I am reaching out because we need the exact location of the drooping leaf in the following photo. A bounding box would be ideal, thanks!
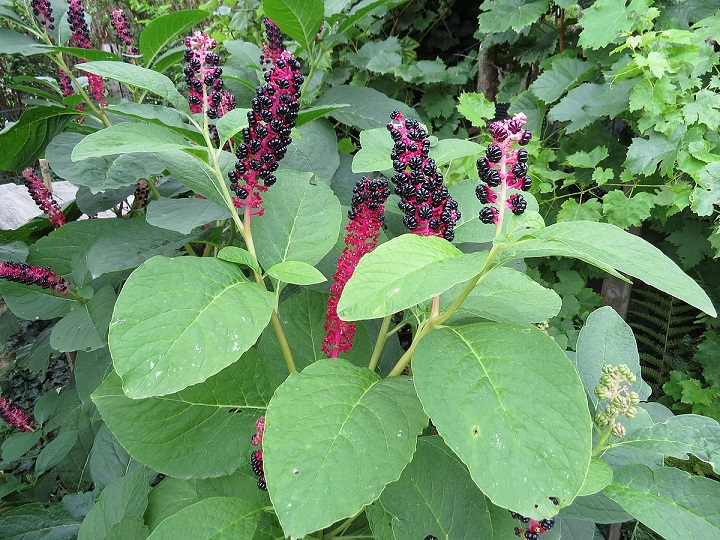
[71,123,188,162]
[93,350,278,478]
[499,221,716,316]
[413,322,592,518]
[35,430,78,476]
[603,465,720,539]
[252,171,342,269]
[0,503,81,539]
[157,149,235,209]
[0,27,49,55]
[217,247,262,274]
[263,0,324,52]
[145,198,230,234]
[109,256,275,398]
[337,234,488,321]
[379,437,493,539]
[263,359,427,538]
[315,85,418,130]
[139,9,210,67]
[531,57,594,103]
[50,285,116,353]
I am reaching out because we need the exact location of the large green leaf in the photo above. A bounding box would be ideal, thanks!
[89,425,142,490]
[315,85,418,130]
[71,123,188,161]
[280,119,340,182]
[0,503,81,539]
[263,0,324,53]
[606,414,720,472]
[337,234,488,321]
[78,62,189,113]
[575,307,651,406]
[146,498,265,540]
[157,149,234,209]
[577,0,634,49]
[351,128,393,174]
[35,430,78,476]
[500,221,716,316]
[530,57,595,104]
[93,350,278,478]
[0,27,49,55]
[139,9,210,67]
[0,281,77,320]
[109,256,274,398]
[263,359,427,538]
[413,323,592,518]
[252,171,342,269]
[50,285,116,353]
[0,106,75,171]
[478,0,548,33]
[603,465,720,539]
[560,493,633,524]
[146,198,230,234]
[78,467,150,540]
[379,437,493,539]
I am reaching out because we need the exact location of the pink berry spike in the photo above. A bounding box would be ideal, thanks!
[67,0,106,102]
[0,261,70,296]
[22,167,66,229]
[111,8,139,58]
[0,397,34,432]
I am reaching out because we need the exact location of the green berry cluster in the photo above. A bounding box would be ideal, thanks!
[594,364,640,438]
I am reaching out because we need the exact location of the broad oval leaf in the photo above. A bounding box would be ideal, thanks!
[217,247,262,274]
[263,0,324,53]
[0,503,80,540]
[338,234,488,321]
[146,497,265,540]
[78,62,189,112]
[71,123,187,162]
[109,256,274,398]
[93,350,278,478]
[578,458,614,497]
[603,465,720,539]
[0,281,77,320]
[263,359,427,538]
[139,9,210,67]
[35,430,78,476]
[252,171,342,269]
[315,85,418,130]
[379,437,493,539]
[146,198,230,234]
[501,221,716,316]
[413,323,592,518]
[266,260,326,285]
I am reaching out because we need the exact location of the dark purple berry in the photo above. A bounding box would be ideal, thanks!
[479,206,496,224]
[508,193,527,215]
[486,145,502,163]
[517,149,529,163]
[485,169,501,187]
[521,176,532,191]
[475,184,489,204]
[519,130,532,145]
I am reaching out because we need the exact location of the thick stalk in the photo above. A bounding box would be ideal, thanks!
[368,315,392,372]
[591,425,613,456]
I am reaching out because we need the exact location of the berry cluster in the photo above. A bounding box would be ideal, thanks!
[475,112,532,225]
[110,9,139,57]
[67,0,105,102]
[183,32,235,120]
[510,498,558,540]
[22,168,66,229]
[260,18,284,70]
[0,261,70,296]
[387,111,460,241]
[58,71,75,97]
[131,180,149,212]
[228,41,302,215]
[594,363,640,438]
[30,0,55,30]
[250,416,267,491]
[323,177,390,358]
[0,397,34,432]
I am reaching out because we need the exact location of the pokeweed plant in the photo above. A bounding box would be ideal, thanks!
[0,2,720,540]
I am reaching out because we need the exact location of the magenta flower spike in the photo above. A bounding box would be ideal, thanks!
[228,23,303,216]
[67,0,106,102]
[323,177,391,358]
[183,31,235,120]
[22,168,66,229]
[250,416,267,491]
[386,111,461,241]
[30,0,55,31]
[110,8,139,58]
[0,397,34,432]
[0,261,70,296]
[260,18,285,71]
[476,112,532,225]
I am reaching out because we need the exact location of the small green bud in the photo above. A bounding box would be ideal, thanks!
[628,391,640,405]
[605,405,617,418]
[618,364,636,383]
[595,385,610,400]
[595,412,610,427]
[611,422,626,438]
[625,406,638,419]
[600,374,613,387]
[612,395,627,409]
[602,364,615,375]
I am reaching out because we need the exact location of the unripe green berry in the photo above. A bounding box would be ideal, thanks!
[625,406,638,419]
[602,364,615,375]
[628,391,640,405]
[595,385,609,400]
[595,412,610,427]
[600,374,613,387]
[611,422,626,438]
[612,395,627,409]
[605,405,618,418]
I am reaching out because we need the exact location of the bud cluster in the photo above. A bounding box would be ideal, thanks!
[250,416,267,491]
[323,177,390,358]
[510,497,559,540]
[67,0,106,102]
[475,113,532,225]
[0,397,34,432]
[30,0,55,30]
[0,261,70,296]
[22,168,66,229]
[228,24,302,215]
[111,9,139,57]
[183,31,235,120]
[594,363,640,438]
[387,110,460,241]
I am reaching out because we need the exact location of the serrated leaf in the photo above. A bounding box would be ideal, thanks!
[478,0,549,33]
[625,132,678,176]
[603,465,720,539]
[139,10,210,67]
[565,147,608,168]
[78,62,189,113]
[531,57,594,104]
[93,350,278,478]
[264,359,427,538]
[556,199,603,222]
[601,190,655,229]
[691,162,720,216]
[109,256,275,398]
[413,323,592,518]
[252,171,342,269]
[266,260,325,285]
[264,0,324,52]
[456,92,495,127]
[578,0,633,49]
[337,234,488,321]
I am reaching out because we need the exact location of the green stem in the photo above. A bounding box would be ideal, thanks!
[145,177,162,200]
[51,54,112,127]
[591,425,613,456]
[324,509,363,539]
[387,314,436,377]
[183,243,198,256]
[368,315,392,372]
